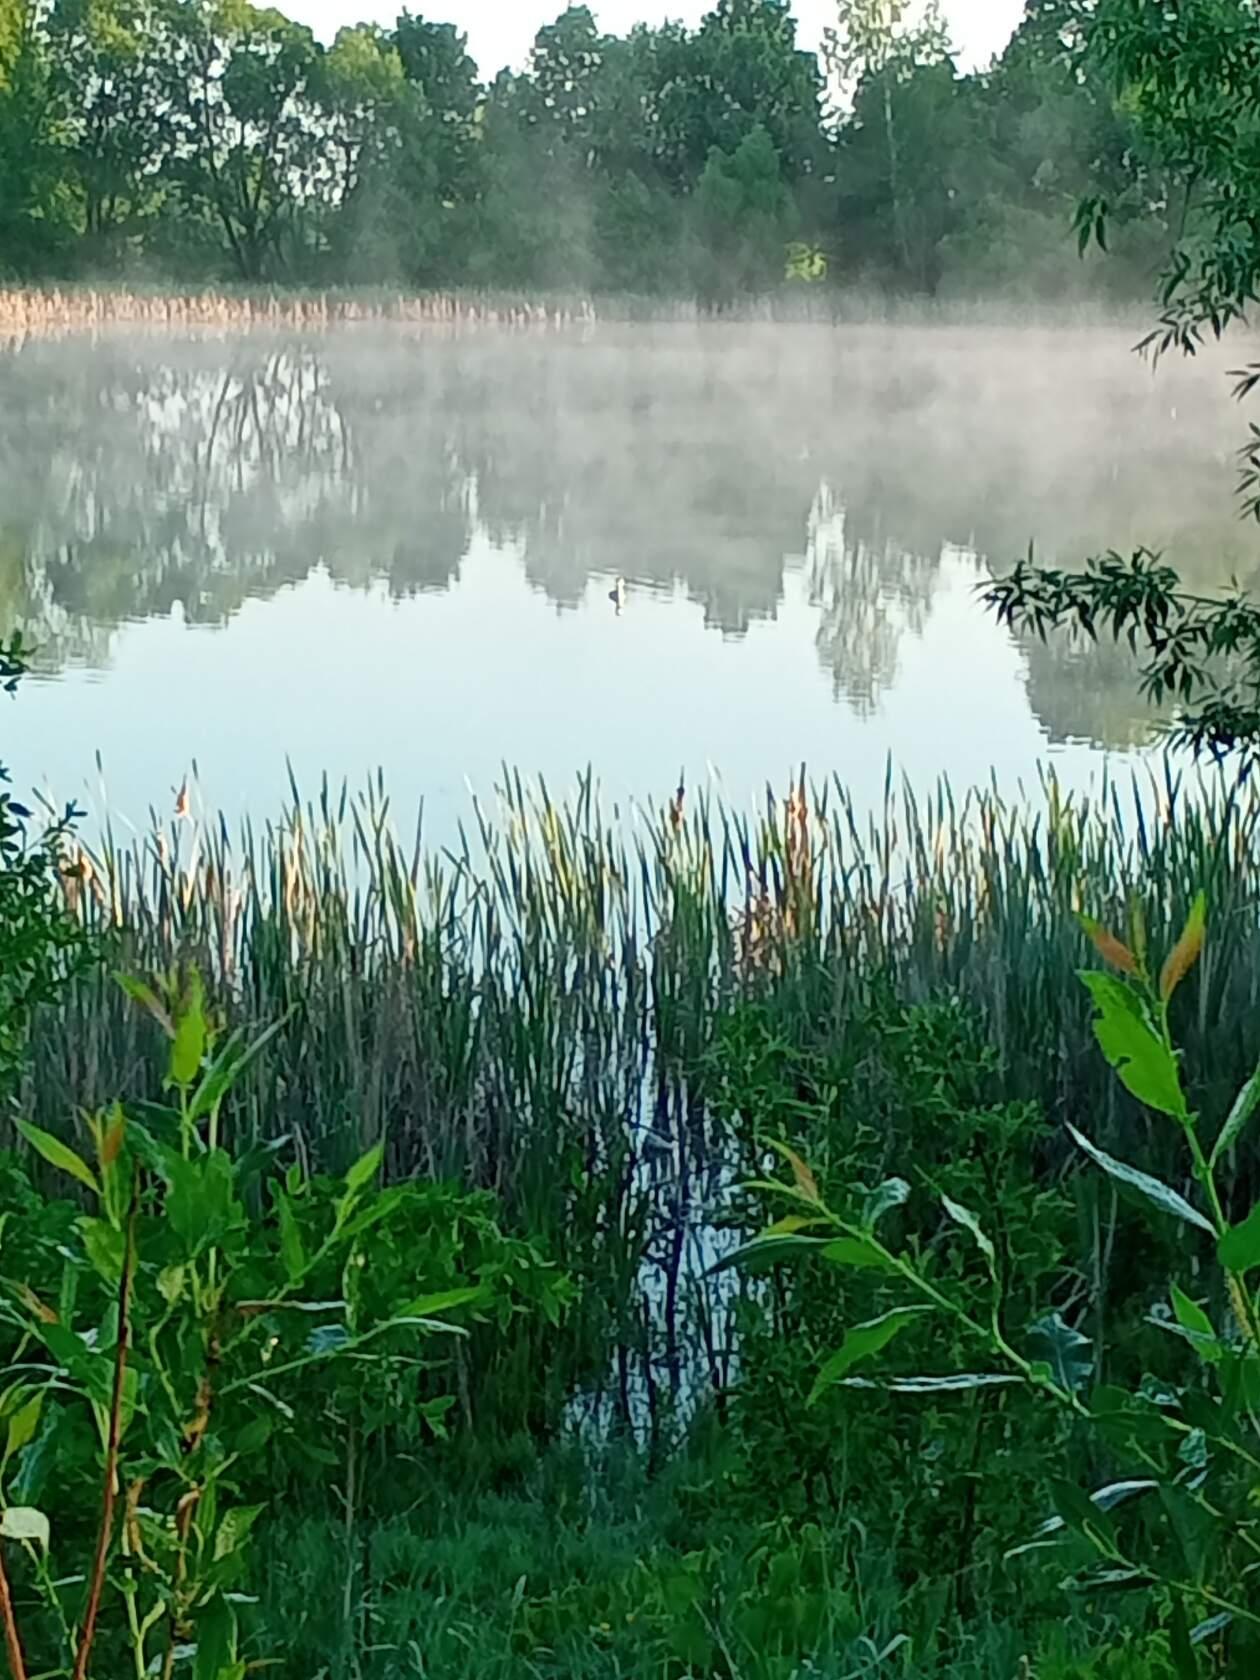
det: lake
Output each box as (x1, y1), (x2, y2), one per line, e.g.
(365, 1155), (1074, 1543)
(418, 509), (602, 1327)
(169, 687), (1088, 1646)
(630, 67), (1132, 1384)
(0, 316), (1251, 843)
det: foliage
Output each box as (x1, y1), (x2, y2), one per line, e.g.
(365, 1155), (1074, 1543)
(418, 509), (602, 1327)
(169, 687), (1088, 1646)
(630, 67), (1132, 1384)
(1080, 0), (1260, 354)
(0, 967), (564, 1678)
(0, 0), (1171, 295)
(0, 630), (85, 1097)
(985, 549), (1260, 767)
(736, 899), (1260, 1673)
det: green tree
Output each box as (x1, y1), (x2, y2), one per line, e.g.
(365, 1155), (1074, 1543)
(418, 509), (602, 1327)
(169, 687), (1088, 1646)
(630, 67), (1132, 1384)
(825, 0), (952, 281)
(0, 0), (69, 273)
(696, 123), (793, 294)
(46, 0), (168, 261)
(315, 23), (408, 278)
(159, 0), (322, 280)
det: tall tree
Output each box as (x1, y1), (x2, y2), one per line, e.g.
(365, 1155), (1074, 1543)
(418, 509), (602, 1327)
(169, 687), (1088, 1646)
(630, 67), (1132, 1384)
(47, 0), (168, 257)
(824, 0), (952, 278)
(159, 0), (322, 280)
(0, 0), (67, 273)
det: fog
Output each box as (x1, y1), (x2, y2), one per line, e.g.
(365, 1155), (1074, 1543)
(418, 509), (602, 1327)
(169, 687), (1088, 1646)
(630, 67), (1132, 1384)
(0, 313), (1253, 829)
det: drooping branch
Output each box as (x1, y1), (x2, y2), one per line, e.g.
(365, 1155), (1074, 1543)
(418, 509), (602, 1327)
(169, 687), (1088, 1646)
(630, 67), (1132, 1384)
(982, 548), (1260, 763)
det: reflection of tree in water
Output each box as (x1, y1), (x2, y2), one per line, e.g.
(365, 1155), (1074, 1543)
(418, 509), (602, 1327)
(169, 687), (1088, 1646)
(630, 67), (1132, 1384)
(0, 323), (1252, 751)
(807, 489), (940, 714)
(1018, 630), (1158, 750)
(1014, 552), (1260, 750)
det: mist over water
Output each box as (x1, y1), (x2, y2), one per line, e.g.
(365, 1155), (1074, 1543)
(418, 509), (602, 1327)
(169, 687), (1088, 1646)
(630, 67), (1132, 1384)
(0, 315), (1252, 840)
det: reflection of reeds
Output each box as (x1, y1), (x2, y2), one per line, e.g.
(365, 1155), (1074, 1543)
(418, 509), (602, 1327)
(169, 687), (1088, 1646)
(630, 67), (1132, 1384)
(0, 286), (599, 349)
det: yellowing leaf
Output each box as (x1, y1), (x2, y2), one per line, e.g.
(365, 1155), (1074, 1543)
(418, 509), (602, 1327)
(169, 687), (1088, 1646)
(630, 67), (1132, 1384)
(768, 1139), (820, 1205)
(1079, 915), (1137, 976)
(1160, 893), (1207, 1001)
(100, 1103), (126, 1168)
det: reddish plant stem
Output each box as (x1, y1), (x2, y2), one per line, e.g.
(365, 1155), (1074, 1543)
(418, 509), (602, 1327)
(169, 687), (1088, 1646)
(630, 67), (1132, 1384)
(72, 1196), (137, 1680)
(0, 1544), (28, 1680)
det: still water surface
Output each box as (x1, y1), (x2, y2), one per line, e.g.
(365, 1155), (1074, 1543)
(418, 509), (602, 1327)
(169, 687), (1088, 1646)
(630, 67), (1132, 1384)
(0, 319), (1252, 840)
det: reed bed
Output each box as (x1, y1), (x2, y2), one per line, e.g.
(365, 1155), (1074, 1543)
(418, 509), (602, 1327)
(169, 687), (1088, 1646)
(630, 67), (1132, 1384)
(0, 285), (1147, 351)
(28, 761), (1260, 1173)
(17, 761), (1259, 1420)
(0, 285), (599, 349)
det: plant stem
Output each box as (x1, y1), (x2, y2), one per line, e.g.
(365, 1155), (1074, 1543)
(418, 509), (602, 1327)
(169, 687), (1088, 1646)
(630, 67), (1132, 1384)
(0, 1544), (28, 1680)
(73, 1191), (137, 1680)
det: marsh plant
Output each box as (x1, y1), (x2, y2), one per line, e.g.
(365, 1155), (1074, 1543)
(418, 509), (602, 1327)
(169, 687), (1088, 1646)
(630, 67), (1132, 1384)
(0, 968), (566, 1680)
(737, 896), (1260, 1674)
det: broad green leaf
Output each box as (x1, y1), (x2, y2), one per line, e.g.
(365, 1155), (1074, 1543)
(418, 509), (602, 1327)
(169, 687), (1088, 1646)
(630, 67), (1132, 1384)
(16, 1121), (99, 1195)
(1170, 1285), (1219, 1360)
(157, 1264), (186, 1307)
(1078, 970), (1186, 1119)
(1218, 1198), (1260, 1273)
(1028, 1312), (1094, 1394)
(1067, 1125), (1213, 1233)
(213, 1505), (264, 1563)
(1211, 1061), (1260, 1166)
(1161, 893), (1206, 1003)
(711, 1234), (843, 1276)
(168, 1151), (244, 1257)
(0, 1506), (49, 1549)
(193, 1593), (237, 1680)
(276, 1190), (306, 1284)
(4, 1394), (42, 1463)
(861, 1177), (910, 1230)
(941, 1195), (996, 1275)
(806, 1306), (930, 1406)
(169, 972), (207, 1087)
(819, 1235), (896, 1272)
(344, 1141), (384, 1196)
(78, 1218), (124, 1287)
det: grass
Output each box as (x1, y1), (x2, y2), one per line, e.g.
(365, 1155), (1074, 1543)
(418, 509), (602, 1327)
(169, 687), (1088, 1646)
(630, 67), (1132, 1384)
(11, 759), (1253, 1678)
(31, 758), (1260, 1146)
(256, 1438), (1172, 1680)
(18, 761), (1260, 1421)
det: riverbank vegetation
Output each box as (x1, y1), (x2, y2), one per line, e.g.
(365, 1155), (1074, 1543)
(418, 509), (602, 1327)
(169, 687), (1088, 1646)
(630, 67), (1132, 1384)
(4, 756), (1260, 1677)
(7, 2), (1260, 1676)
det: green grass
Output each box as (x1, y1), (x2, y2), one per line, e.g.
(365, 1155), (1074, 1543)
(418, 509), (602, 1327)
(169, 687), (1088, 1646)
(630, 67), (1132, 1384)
(13, 760), (1251, 1677)
(256, 1439), (1176, 1680)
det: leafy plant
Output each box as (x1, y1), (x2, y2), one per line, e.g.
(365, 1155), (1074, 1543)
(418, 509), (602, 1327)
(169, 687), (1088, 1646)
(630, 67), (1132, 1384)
(736, 895), (1260, 1672)
(0, 966), (545, 1679)
(0, 629), (86, 1096)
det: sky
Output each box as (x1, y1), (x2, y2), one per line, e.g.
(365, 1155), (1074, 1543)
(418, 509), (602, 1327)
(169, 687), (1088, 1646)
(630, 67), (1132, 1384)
(283, 1), (1027, 77)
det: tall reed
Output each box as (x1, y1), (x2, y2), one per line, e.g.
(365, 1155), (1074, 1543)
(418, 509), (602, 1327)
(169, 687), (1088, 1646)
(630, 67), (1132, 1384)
(29, 761), (1260, 1161)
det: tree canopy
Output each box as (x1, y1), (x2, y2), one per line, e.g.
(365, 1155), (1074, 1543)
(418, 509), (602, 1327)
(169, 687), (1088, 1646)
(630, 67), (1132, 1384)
(0, 0), (1175, 297)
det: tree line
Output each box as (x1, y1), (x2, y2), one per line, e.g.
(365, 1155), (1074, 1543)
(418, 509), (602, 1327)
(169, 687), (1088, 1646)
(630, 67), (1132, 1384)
(0, 0), (1174, 298)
